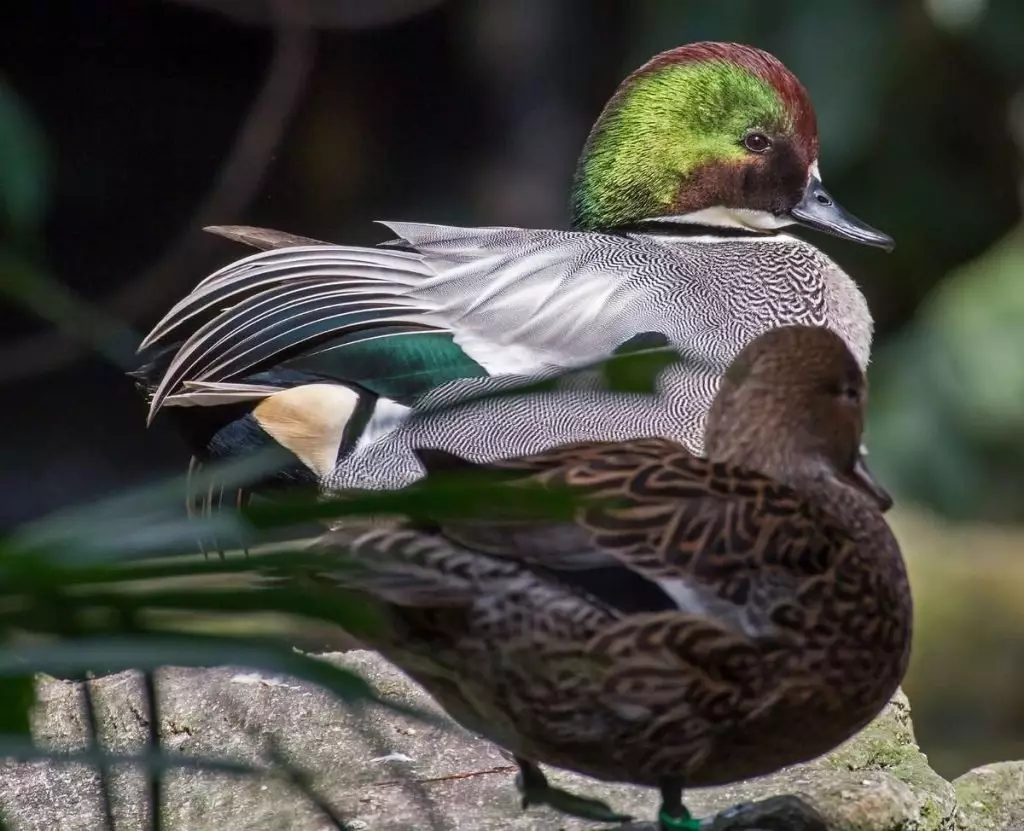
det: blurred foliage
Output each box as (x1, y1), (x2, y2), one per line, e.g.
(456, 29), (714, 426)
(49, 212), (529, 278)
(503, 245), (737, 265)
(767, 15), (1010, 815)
(894, 508), (1024, 777)
(870, 226), (1024, 521)
(0, 441), (456, 828)
(0, 81), (49, 236)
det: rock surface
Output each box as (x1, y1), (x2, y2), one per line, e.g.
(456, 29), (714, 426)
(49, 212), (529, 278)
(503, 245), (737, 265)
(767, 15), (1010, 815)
(954, 761), (1024, 830)
(0, 649), (1002, 830)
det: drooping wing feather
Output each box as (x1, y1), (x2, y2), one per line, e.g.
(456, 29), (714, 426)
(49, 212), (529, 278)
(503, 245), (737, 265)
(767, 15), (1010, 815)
(138, 222), (741, 422)
(141, 245), (433, 349)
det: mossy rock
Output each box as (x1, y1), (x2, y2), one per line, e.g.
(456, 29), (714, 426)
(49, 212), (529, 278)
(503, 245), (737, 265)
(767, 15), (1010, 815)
(953, 761), (1024, 830)
(823, 690), (956, 829)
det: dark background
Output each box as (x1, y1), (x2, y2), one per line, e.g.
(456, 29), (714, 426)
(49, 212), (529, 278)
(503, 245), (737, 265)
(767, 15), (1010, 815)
(2, 0), (1022, 778)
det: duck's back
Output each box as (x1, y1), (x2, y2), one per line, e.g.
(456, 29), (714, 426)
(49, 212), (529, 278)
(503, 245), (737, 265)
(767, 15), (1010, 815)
(380, 223), (873, 370)
(326, 229), (873, 490)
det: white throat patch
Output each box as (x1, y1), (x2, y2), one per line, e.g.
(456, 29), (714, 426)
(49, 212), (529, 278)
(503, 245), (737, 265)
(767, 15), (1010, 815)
(650, 206), (796, 233)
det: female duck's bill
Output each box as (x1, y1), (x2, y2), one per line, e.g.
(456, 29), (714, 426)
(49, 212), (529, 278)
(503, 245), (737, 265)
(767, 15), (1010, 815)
(849, 452), (893, 511)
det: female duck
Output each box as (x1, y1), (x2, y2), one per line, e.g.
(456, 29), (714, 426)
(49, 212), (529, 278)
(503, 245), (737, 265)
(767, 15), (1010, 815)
(135, 43), (893, 498)
(305, 325), (912, 830)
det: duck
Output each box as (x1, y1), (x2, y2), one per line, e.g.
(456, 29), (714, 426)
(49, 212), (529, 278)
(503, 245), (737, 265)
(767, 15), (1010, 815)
(282, 325), (911, 831)
(132, 42), (893, 505)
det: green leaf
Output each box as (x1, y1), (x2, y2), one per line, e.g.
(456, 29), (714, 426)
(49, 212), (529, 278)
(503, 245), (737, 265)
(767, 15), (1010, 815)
(244, 476), (585, 530)
(57, 584), (383, 644)
(0, 676), (34, 734)
(0, 249), (139, 371)
(419, 340), (694, 421)
(0, 81), (48, 232)
(603, 335), (683, 394)
(0, 547), (301, 590)
(6, 448), (291, 564)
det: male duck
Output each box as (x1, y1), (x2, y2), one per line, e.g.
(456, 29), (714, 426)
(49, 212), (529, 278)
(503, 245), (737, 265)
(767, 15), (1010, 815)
(134, 42), (893, 498)
(286, 325), (912, 831)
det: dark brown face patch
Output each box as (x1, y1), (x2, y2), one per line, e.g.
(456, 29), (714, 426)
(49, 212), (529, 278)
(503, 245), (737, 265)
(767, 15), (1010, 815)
(669, 137), (809, 217)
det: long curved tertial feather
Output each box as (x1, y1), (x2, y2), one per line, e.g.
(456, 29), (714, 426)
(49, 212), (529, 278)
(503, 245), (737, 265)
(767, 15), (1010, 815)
(140, 223), (752, 423)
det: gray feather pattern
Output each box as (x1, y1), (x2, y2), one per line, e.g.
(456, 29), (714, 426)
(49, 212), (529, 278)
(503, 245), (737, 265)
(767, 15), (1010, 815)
(329, 225), (872, 488)
(142, 222), (874, 487)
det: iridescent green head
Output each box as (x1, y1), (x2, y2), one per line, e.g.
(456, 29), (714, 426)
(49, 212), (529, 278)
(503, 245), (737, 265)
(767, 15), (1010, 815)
(571, 43), (892, 250)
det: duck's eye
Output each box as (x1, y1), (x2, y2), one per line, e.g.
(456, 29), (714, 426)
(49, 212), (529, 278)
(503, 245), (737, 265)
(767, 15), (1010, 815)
(838, 385), (861, 405)
(743, 132), (772, 153)
(824, 381), (861, 404)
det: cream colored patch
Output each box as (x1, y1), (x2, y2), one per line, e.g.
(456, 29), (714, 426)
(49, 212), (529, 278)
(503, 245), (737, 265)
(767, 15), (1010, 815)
(252, 384), (360, 478)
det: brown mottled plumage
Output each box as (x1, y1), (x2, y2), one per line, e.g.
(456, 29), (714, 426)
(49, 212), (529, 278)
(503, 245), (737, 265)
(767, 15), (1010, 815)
(307, 325), (911, 829)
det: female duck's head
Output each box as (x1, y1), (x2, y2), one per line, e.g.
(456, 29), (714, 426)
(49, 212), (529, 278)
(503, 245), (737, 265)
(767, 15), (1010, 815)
(703, 324), (893, 511)
(571, 42), (892, 251)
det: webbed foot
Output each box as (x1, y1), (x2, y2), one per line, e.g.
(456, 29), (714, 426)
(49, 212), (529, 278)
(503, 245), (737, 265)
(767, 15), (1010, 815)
(514, 757), (633, 824)
(616, 813), (700, 830)
(659, 810), (700, 830)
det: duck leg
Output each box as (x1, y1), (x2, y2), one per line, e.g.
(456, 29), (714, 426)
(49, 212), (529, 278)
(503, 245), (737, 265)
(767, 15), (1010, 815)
(513, 757), (633, 824)
(657, 778), (699, 831)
